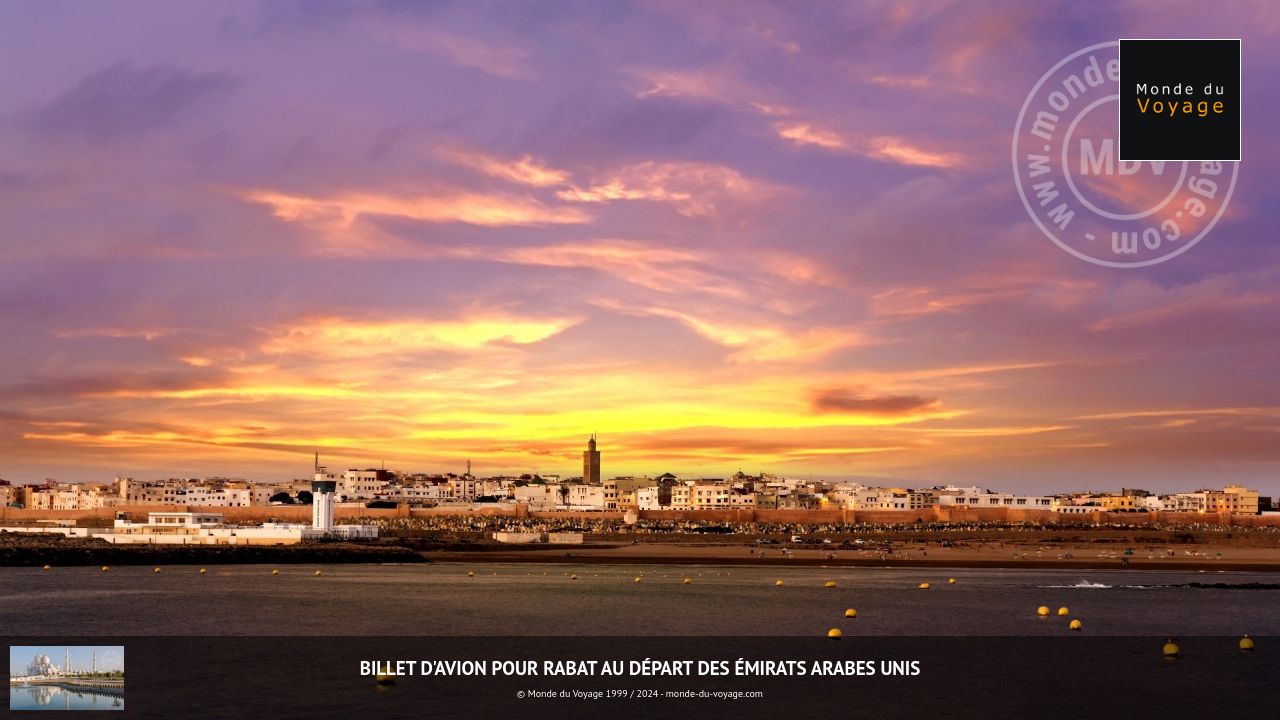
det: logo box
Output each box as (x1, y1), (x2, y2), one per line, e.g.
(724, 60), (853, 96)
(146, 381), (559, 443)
(1119, 39), (1241, 161)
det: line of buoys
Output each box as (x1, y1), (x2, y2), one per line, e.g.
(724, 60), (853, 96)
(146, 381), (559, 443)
(844, 608), (857, 618)
(1037, 606), (1050, 617)
(1163, 639), (1180, 658)
(827, 628), (842, 639)
(1057, 606), (1069, 616)
(1239, 635), (1254, 652)
(1068, 619), (1082, 631)
(824, 581), (837, 588)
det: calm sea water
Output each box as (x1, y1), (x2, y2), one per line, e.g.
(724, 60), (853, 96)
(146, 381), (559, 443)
(1, 563), (1277, 636)
(8, 684), (124, 711)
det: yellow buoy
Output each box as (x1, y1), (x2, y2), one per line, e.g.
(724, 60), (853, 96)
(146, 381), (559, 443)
(42, 565), (51, 571)
(1239, 635), (1254, 652)
(153, 567), (161, 573)
(1037, 606), (1050, 617)
(825, 581), (837, 588)
(101, 566), (109, 572)
(272, 569), (280, 575)
(467, 571), (474, 577)
(199, 568), (207, 574)
(683, 578), (691, 584)
(948, 578), (956, 584)
(1069, 619), (1082, 631)
(918, 582), (930, 590)
(775, 579), (784, 587)
(634, 576), (642, 583)
(570, 574), (578, 580)
(1163, 640), (1180, 657)
(314, 570), (323, 576)
(1058, 606), (1069, 616)
(827, 628), (842, 639)
(844, 608), (857, 618)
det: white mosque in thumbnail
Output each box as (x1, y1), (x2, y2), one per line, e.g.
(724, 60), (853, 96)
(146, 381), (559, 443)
(24, 654), (61, 678)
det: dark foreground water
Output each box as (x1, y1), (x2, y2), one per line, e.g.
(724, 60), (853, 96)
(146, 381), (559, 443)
(1, 563), (1278, 636)
(9, 683), (124, 711)
(3, 564), (1278, 719)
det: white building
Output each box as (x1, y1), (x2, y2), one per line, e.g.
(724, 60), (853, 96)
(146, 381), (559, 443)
(512, 483), (562, 510)
(340, 469), (388, 501)
(567, 484), (606, 510)
(935, 486), (1054, 510)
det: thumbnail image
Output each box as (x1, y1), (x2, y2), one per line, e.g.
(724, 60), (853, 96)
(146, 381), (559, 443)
(8, 646), (124, 712)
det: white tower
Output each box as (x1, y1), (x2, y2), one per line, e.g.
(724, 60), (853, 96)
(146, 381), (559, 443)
(312, 453), (336, 533)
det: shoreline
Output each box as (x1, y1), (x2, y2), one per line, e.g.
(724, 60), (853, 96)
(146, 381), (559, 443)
(421, 551), (1280, 573)
(0, 533), (425, 566)
(421, 539), (1280, 573)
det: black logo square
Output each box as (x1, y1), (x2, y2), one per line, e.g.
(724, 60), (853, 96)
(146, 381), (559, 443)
(1119, 39), (1240, 161)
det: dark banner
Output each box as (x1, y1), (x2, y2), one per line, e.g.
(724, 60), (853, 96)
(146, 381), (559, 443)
(4, 636), (1277, 719)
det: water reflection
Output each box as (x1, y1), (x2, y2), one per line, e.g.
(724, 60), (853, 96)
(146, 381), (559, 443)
(9, 683), (124, 711)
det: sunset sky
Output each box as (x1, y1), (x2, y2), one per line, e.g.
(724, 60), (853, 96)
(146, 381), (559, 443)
(1, 1), (1277, 493)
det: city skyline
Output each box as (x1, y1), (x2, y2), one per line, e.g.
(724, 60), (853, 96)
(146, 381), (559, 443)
(1, 1), (1278, 495)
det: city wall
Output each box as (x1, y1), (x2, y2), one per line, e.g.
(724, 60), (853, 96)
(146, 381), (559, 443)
(3, 504), (1279, 528)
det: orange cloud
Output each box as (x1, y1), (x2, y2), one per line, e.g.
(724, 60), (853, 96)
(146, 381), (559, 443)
(260, 315), (580, 357)
(441, 148), (570, 187)
(556, 161), (778, 217)
(639, 306), (863, 362)
(244, 188), (592, 228)
(775, 123), (848, 151)
(774, 123), (965, 168)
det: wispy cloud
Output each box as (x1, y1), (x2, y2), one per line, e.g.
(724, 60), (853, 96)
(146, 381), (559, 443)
(556, 161), (779, 217)
(441, 148), (570, 187)
(773, 122), (965, 168)
(24, 62), (236, 140)
(261, 314), (579, 357)
(368, 23), (533, 79)
(244, 188), (592, 228)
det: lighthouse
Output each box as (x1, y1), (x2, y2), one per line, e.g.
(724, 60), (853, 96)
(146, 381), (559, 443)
(312, 453), (336, 533)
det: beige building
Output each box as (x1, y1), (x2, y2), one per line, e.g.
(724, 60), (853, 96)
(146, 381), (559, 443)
(1209, 485), (1260, 514)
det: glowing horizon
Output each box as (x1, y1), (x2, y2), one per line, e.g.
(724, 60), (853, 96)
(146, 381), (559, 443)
(1, 1), (1278, 494)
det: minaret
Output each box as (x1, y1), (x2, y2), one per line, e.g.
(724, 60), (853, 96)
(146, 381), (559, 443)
(311, 453), (335, 533)
(65, 647), (69, 677)
(92, 649), (96, 674)
(583, 434), (601, 485)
